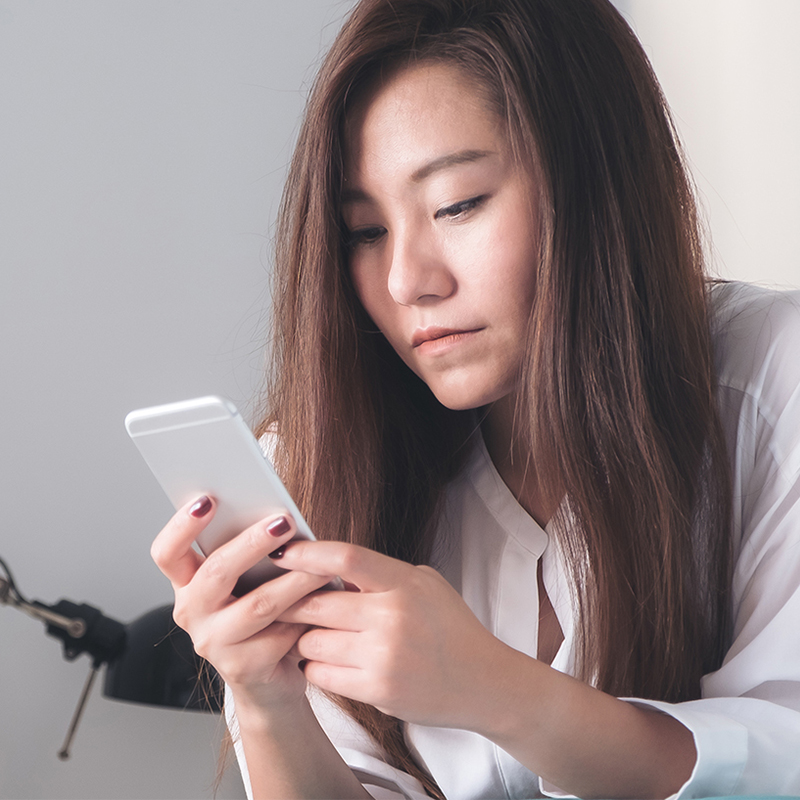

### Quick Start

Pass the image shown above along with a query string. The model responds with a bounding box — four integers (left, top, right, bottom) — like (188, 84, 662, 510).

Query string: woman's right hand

(150, 496, 334, 713)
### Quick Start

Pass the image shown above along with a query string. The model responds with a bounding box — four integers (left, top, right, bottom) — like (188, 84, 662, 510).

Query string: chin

(428, 379, 508, 412)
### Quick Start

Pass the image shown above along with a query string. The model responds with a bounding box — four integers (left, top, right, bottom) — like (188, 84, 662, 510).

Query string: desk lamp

(0, 556, 221, 760)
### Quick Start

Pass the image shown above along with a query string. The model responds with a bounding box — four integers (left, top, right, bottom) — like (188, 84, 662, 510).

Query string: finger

(303, 661, 371, 704)
(205, 621, 307, 686)
(278, 587, 367, 631)
(297, 628, 362, 669)
(209, 569, 335, 644)
(150, 496, 214, 589)
(270, 540, 407, 593)
(191, 512, 301, 608)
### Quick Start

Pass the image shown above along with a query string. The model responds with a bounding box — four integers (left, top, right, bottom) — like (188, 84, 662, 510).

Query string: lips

(411, 326, 482, 348)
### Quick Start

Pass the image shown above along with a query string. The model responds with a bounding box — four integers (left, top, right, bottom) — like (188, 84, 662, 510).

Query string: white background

(622, 0, 800, 287)
(1, 2, 797, 798)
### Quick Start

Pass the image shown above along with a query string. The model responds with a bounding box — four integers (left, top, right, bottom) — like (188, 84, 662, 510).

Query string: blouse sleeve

(543, 286, 800, 799)
(224, 683, 431, 800)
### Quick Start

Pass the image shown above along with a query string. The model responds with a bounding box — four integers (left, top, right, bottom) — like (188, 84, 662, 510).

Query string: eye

(344, 225, 386, 249)
(434, 195, 487, 221)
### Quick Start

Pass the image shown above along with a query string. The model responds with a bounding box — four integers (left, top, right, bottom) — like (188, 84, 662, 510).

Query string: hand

(275, 541, 509, 730)
(150, 497, 333, 712)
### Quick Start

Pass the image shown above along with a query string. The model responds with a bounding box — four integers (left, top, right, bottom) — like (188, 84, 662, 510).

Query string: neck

(481, 394, 556, 529)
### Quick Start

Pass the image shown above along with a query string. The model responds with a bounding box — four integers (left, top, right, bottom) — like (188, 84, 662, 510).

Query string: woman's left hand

(276, 540, 698, 799)
(275, 540, 509, 730)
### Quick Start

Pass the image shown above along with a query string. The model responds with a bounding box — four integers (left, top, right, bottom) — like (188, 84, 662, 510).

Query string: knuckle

(171, 601, 191, 634)
(150, 538, 167, 568)
(408, 566, 434, 592)
(375, 600, 404, 634)
(249, 589, 278, 621)
(298, 591, 324, 620)
(191, 632, 212, 661)
(245, 523, 271, 553)
(214, 655, 243, 685)
(375, 634, 399, 668)
(414, 564, 439, 581)
(335, 546, 362, 576)
(202, 551, 228, 585)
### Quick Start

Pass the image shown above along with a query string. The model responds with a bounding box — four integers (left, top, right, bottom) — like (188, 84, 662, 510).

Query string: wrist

(467, 644, 554, 743)
(229, 685, 311, 735)
(229, 689, 372, 799)
(467, 649, 696, 799)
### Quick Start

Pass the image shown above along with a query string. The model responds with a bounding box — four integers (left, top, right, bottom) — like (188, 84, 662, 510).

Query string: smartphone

(126, 395, 325, 595)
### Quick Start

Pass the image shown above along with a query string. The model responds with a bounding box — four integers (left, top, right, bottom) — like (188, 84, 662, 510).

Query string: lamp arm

(1, 583, 87, 638)
(1, 577, 125, 660)
(1, 566, 128, 760)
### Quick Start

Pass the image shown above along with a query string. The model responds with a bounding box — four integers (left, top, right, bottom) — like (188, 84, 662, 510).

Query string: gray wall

(0, 2, 356, 798)
(0, 2, 797, 799)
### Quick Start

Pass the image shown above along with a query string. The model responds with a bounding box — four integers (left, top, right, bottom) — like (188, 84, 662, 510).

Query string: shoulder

(711, 281, 800, 431)
(710, 282, 800, 543)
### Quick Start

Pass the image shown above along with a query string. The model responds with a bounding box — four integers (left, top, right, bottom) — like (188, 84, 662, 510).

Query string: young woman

(151, 0, 800, 797)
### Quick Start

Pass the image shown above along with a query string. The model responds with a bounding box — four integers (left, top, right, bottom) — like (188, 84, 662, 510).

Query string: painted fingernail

(267, 516, 290, 537)
(268, 545, 286, 560)
(189, 496, 212, 518)
(298, 659, 308, 673)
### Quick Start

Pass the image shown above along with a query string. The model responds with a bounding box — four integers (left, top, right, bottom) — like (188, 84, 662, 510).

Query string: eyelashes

(344, 225, 386, 249)
(433, 194, 487, 220)
(344, 194, 489, 249)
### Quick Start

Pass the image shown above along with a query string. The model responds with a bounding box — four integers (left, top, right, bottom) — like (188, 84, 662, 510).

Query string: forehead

(342, 61, 507, 183)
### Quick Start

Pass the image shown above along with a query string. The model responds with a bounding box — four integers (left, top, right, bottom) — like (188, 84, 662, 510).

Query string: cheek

(462, 231, 537, 310)
(457, 194, 538, 295)
(349, 258, 376, 312)
(495, 223, 538, 304)
(349, 261, 393, 333)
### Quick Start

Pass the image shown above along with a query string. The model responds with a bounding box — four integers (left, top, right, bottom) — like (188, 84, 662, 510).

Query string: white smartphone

(126, 395, 323, 595)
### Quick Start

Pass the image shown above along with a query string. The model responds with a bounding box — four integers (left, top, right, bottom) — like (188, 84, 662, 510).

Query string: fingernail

(298, 659, 308, 673)
(189, 496, 212, 518)
(268, 545, 286, 560)
(267, 516, 290, 537)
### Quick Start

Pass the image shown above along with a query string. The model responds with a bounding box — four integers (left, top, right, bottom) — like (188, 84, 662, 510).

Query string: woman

(151, 0, 800, 797)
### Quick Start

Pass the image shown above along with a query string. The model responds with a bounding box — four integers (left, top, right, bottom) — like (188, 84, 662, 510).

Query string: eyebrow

(341, 148, 496, 204)
(410, 148, 495, 182)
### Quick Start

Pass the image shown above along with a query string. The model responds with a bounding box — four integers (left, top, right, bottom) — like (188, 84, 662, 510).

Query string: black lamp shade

(103, 605, 222, 713)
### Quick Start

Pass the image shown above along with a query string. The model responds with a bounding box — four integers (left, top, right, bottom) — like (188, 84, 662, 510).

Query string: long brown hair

(257, 0, 732, 794)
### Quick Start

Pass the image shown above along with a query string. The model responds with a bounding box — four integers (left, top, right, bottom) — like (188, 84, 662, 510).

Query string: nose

(387, 225, 456, 306)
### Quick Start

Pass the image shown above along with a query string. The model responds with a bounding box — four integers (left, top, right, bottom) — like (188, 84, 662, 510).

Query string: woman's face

(342, 62, 538, 411)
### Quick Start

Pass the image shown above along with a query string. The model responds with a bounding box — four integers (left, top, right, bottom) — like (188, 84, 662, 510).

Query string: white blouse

(227, 281, 800, 799)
